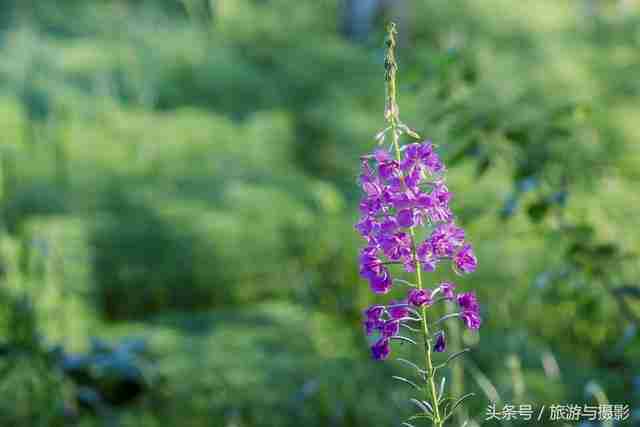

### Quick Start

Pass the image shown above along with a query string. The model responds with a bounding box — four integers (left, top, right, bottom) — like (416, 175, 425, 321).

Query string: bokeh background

(0, 0, 639, 426)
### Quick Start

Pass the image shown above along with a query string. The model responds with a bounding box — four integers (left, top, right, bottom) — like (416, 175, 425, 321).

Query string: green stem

(385, 22, 443, 427)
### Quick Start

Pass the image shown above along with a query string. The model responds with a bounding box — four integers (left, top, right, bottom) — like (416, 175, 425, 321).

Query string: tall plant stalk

(357, 22, 482, 427)
(385, 23, 443, 426)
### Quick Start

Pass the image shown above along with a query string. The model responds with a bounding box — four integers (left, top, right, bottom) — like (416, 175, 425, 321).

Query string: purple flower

(363, 306, 384, 335)
(388, 300, 408, 319)
(357, 32, 483, 368)
(378, 159, 399, 180)
(425, 151, 444, 174)
(390, 190, 415, 210)
(359, 247, 393, 294)
(402, 258, 417, 273)
(404, 167, 422, 189)
(457, 291, 482, 330)
(438, 282, 456, 300)
(408, 288, 432, 307)
(457, 292, 479, 311)
(368, 268, 392, 294)
(416, 192, 434, 209)
(454, 244, 477, 274)
(430, 222, 464, 258)
(374, 148, 392, 163)
(434, 333, 446, 352)
(416, 240, 438, 272)
(364, 319, 382, 335)
(400, 143, 421, 171)
(397, 208, 415, 228)
(380, 216, 399, 234)
(371, 337, 391, 360)
(461, 310, 482, 330)
(356, 137, 482, 359)
(359, 193, 386, 216)
(428, 182, 453, 222)
(355, 217, 376, 237)
(364, 305, 384, 319)
(361, 181, 383, 198)
(380, 232, 412, 262)
(382, 320, 400, 337)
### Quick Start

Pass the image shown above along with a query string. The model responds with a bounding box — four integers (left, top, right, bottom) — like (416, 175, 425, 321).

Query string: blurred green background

(0, 0, 639, 426)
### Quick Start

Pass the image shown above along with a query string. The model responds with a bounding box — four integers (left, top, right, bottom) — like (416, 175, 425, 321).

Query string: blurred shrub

(91, 189, 201, 319)
(90, 178, 358, 320)
(3, 181, 67, 233)
(20, 217, 98, 348)
(0, 271, 71, 426)
(76, 302, 408, 427)
(0, 350, 71, 427)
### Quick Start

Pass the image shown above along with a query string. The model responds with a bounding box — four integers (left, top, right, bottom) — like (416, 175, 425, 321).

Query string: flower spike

(355, 22, 482, 427)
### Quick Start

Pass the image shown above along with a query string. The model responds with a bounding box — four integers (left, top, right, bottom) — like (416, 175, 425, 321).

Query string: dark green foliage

(3, 181, 68, 233)
(0, 289, 71, 426)
(91, 189, 201, 319)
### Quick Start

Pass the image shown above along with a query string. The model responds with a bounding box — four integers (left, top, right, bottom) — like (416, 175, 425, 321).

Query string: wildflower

(430, 222, 465, 257)
(364, 319, 381, 335)
(387, 300, 408, 319)
(456, 292, 479, 311)
(380, 232, 412, 262)
(359, 247, 392, 294)
(416, 240, 438, 272)
(461, 310, 482, 330)
(454, 244, 478, 274)
(363, 305, 385, 335)
(434, 333, 446, 353)
(408, 288, 432, 307)
(380, 216, 398, 234)
(371, 337, 391, 360)
(457, 292, 482, 330)
(356, 21, 481, 425)
(438, 282, 456, 300)
(396, 208, 415, 227)
(355, 217, 376, 237)
(382, 320, 400, 337)
(367, 269, 392, 294)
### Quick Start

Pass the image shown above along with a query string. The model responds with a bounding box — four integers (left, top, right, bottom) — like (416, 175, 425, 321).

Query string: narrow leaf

(391, 335, 418, 345)
(406, 307, 424, 319)
(392, 376, 421, 391)
(435, 313, 460, 326)
(438, 377, 446, 402)
(395, 358, 427, 376)
(407, 413, 432, 422)
(394, 279, 417, 287)
(406, 128, 421, 139)
(401, 323, 420, 333)
(445, 349, 470, 365)
(374, 126, 391, 143)
(399, 123, 422, 139)
(421, 400, 434, 412)
(394, 316, 422, 323)
(410, 398, 432, 414)
(448, 393, 475, 416)
(431, 296, 449, 306)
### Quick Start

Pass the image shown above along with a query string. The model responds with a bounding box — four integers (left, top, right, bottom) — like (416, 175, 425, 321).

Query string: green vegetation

(0, 0, 638, 425)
